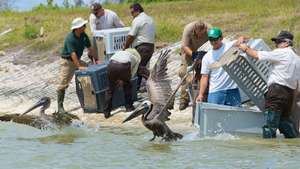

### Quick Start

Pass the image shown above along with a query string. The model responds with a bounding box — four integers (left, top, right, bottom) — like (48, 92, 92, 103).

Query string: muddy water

(1, 113, 300, 169)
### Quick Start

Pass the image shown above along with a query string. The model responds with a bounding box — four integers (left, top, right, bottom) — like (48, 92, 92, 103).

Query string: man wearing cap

(124, 3, 155, 92)
(57, 17, 97, 115)
(239, 30, 300, 138)
(196, 27, 242, 107)
(89, 3, 125, 62)
(103, 48, 142, 118)
(178, 21, 210, 110)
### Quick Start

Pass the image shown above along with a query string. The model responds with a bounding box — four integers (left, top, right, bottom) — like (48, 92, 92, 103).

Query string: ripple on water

(1, 121, 300, 169)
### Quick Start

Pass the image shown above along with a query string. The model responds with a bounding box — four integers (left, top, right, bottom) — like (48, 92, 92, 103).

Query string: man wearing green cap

(238, 30, 300, 138)
(196, 27, 241, 107)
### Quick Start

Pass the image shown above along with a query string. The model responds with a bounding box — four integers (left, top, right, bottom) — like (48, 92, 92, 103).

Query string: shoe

(179, 102, 189, 111)
(125, 105, 135, 112)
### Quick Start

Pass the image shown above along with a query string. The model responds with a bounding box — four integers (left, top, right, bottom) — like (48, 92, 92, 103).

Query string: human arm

(124, 35, 135, 49)
(239, 43, 259, 59)
(196, 74, 209, 102)
(113, 12, 125, 28)
(87, 47, 100, 64)
(70, 52, 87, 71)
(89, 14, 97, 34)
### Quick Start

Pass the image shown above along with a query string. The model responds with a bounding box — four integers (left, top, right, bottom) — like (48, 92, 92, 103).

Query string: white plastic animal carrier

(93, 27, 130, 55)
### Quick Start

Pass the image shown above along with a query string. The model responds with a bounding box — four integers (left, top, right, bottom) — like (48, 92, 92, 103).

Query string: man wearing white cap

(57, 17, 98, 115)
(103, 48, 144, 118)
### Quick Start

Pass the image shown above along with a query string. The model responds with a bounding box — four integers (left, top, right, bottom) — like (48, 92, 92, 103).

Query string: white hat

(71, 17, 88, 30)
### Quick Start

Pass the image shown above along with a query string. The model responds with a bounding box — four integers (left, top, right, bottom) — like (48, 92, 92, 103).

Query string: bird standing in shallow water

(123, 50, 183, 141)
(0, 97, 79, 129)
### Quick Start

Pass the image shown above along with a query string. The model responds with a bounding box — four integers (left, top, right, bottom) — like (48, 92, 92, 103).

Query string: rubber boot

(57, 89, 67, 114)
(279, 119, 298, 138)
(262, 111, 281, 138)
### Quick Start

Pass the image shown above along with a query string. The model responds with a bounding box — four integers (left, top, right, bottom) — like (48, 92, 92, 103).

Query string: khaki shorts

(57, 58, 87, 91)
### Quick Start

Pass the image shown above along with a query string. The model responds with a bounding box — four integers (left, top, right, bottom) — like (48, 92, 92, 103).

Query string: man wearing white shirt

(89, 3, 125, 62)
(89, 3, 124, 33)
(197, 27, 241, 107)
(103, 48, 142, 118)
(124, 3, 155, 91)
(239, 30, 300, 138)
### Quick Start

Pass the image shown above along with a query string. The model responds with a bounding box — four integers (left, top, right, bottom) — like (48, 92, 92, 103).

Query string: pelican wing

(146, 50, 172, 106)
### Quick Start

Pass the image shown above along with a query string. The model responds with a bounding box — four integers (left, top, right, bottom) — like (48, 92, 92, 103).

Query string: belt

(110, 60, 130, 65)
(61, 57, 72, 61)
(135, 43, 154, 48)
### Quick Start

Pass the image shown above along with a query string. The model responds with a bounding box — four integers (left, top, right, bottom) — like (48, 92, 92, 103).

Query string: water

(1, 121, 300, 169)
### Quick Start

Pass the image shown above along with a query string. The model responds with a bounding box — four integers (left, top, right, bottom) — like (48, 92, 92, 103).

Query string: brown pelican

(0, 97, 79, 129)
(123, 50, 183, 141)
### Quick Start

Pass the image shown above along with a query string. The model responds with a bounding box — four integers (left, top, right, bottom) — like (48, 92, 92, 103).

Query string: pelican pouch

(75, 64, 138, 113)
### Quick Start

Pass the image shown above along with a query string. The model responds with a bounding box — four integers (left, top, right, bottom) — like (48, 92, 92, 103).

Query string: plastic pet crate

(219, 39, 272, 111)
(75, 64, 138, 113)
(93, 27, 130, 55)
(194, 102, 264, 136)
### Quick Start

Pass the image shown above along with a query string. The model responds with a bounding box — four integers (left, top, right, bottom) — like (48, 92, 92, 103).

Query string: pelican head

(122, 100, 152, 123)
(21, 97, 51, 116)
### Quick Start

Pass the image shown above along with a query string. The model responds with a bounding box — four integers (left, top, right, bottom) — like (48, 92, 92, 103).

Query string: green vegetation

(0, 0, 300, 53)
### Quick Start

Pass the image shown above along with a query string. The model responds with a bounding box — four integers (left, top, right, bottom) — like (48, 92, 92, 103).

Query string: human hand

(239, 43, 249, 52)
(79, 66, 87, 71)
(196, 94, 204, 102)
(192, 51, 207, 61)
(95, 60, 101, 64)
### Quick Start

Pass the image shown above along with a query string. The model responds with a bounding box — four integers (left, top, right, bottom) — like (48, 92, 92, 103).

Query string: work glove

(192, 51, 207, 61)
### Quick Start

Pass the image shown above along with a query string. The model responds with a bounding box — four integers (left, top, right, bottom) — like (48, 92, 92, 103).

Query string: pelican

(0, 97, 79, 129)
(123, 50, 183, 141)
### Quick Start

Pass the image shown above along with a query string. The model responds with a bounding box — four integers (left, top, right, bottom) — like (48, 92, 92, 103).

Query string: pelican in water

(123, 50, 183, 141)
(0, 97, 79, 129)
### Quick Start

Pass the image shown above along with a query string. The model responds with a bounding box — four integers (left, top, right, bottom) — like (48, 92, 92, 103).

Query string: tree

(47, 0, 54, 6)
(63, 0, 70, 8)
(73, 0, 84, 7)
(0, 0, 13, 10)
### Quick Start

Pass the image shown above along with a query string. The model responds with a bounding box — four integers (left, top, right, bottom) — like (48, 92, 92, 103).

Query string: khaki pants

(57, 58, 87, 91)
(178, 54, 193, 103)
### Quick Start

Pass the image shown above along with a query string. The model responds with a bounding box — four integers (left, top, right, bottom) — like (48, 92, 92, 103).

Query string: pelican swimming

(0, 97, 79, 129)
(123, 50, 183, 141)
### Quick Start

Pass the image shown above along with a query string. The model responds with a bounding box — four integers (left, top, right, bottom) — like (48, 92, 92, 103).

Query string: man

(238, 30, 300, 138)
(196, 27, 241, 107)
(124, 3, 155, 92)
(178, 21, 210, 110)
(89, 2, 124, 33)
(104, 48, 142, 118)
(57, 17, 97, 115)
(89, 2, 125, 62)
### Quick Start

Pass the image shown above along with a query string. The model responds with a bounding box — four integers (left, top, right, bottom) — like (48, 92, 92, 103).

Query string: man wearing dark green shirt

(57, 17, 97, 114)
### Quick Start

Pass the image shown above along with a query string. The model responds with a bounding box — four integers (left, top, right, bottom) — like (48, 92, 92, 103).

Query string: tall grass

(0, 0, 300, 52)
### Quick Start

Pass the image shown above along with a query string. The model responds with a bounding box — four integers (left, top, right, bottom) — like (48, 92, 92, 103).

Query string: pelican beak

(122, 102, 150, 123)
(20, 97, 51, 116)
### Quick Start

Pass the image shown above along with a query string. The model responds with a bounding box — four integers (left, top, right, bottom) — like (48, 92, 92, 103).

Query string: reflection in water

(17, 127, 87, 144)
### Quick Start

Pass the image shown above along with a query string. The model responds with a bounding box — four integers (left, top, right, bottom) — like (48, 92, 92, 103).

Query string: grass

(0, 0, 300, 53)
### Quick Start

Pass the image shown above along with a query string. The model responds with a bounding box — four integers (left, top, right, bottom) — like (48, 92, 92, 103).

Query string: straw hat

(71, 17, 88, 30)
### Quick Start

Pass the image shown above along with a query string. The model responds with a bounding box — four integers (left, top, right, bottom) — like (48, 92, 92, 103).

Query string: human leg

(207, 90, 226, 105)
(56, 59, 77, 114)
(135, 43, 154, 91)
(263, 84, 297, 138)
(224, 88, 241, 107)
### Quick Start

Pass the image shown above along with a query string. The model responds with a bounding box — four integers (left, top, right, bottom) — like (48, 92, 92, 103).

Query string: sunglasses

(208, 37, 220, 42)
(274, 39, 287, 44)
